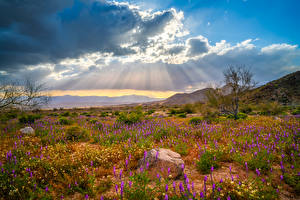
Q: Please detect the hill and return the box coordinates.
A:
[161,70,300,105]
[160,88,213,105]
[245,70,300,104]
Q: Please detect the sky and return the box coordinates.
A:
[0,0,299,98]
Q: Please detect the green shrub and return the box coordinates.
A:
[257,102,285,116]
[100,112,108,117]
[177,113,186,118]
[247,150,274,174]
[240,105,253,114]
[189,117,203,125]
[180,104,194,114]
[117,108,144,125]
[174,142,189,156]
[291,107,300,115]
[196,151,220,174]
[65,126,88,141]
[19,114,41,124]
[227,112,248,120]
[284,173,300,194]
[59,117,73,125]
[89,119,98,124]
[146,109,155,115]
[61,111,70,117]
[124,172,152,200]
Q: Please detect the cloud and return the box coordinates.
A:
[187,36,210,56]
[0,0,299,93]
[0,0,182,72]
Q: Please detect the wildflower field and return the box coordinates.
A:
[0,109,299,200]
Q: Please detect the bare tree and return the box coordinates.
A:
[207,65,256,119]
[0,79,50,111]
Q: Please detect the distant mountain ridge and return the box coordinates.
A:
[47,95,163,108]
[159,70,300,105]
[160,88,213,105]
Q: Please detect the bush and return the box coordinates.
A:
[19,114,41,124]
[177,113,186,118]
[174,142,189,156]
[59,117,73,125]
[100,112,108,117]
[65,126,88,141]
[240,105,253,114]
[180,104,194,114]
[146,109,155,115]
[196,151,220,174]
[227,112,248,120]
[189,117,203,125]
[291,107,300,115]
[61,111,70,117]
[257,102,285,116]
[117,107,144,125]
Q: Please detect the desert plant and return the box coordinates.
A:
[19,114,41,124]
[189,117,203,125]
[59,117,73,125]
[65,126,87,141]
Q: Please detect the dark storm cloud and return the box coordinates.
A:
[187,37,209,56]
[0,0,176,72]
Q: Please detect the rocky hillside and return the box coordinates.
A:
[161,70,300,105]
[245,70,300,104]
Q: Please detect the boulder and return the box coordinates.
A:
[138,148,184,179]
[20,127,35,135]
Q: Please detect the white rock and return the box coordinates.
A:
[20,127,35,135]
[138,148,184,179]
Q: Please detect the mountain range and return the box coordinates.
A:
[47,71,299,108]
[47,95,163,108]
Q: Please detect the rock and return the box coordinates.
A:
[20,127,35,135]
[138,148,184,179]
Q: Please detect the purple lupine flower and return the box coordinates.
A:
[90,161,93,167]
[280,175,284,181]
[143,151,147,163]
[165,184,168,192]
[146,162,149,169]
[115,184,118,193]
[187,183,190,192]
[211,166,214,172]
[155,151,159,160]
[129,181,132,188]
[120,181,124,198]
[85,194,89,199]
[167,167,171,175]
[165,194,168,200]
[256,168,260,176]
[227,196,231,200]
[179,182,184,193]
[172,181,176,192]
[200,192,204,198]
[125,159,128,169]
[220,178,223,183]
[181,163,185,171]
[192,181,194,191]
[119,169,123,179]
[113,166,116,177]
[45,186,48,192]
